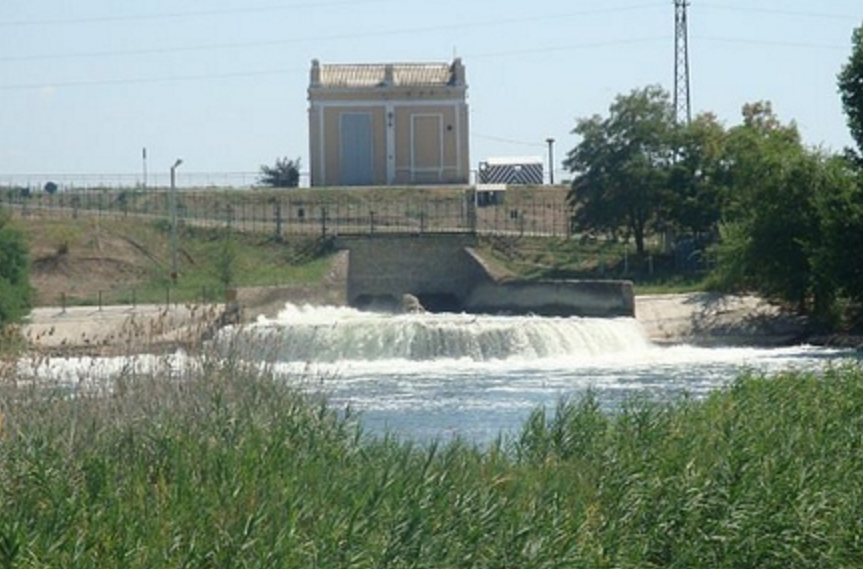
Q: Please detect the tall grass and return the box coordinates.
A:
[2,350,863,567]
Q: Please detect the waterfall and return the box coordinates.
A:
[216,304,653,364]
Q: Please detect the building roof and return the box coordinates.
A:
[311,60,464,89]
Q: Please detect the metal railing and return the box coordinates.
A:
[1,185,574,238]
[0,171,295,191]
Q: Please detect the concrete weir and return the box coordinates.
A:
[333,234,635,318]
[465,279,634,318]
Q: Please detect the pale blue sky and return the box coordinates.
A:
[0,0,860,184]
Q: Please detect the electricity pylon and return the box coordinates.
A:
[674,0,691,125]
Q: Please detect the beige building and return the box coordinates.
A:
[308,59,470,187]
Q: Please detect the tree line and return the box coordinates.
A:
[565,22,863,328]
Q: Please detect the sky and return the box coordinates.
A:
[0,0,860,187]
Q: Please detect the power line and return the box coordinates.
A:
[695,35,847,51]
[0,36,673,91]
[471,37,668,60]
[0,32,844,91]
[0,3,667,63]
[697,3,860,22]
[0,68,304,90]
[0,0,400,27]
[1,36,670,64]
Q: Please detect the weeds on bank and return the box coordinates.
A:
[2,337,863,567]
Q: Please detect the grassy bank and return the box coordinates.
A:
[2,352,862,567]
[16,213,707,311]
[19,215,335,307]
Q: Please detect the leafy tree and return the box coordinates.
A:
[44,181,58,194]
[838,23,863,159]
[666,112,727,236]
[810,157,863,320]
[716,101,803,220]
[259,157,301,188]
[564,85,675,254]
[0,209,34,327]
[710,102,827,313]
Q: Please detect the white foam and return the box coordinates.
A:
[227,304,655,364]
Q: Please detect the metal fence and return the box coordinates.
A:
[0,171,276,191]
[45,285,227,311]
[1,185,573,238]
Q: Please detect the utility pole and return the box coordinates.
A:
[142,147,148,189]
[674,0,692,125]
[169,158,183,282]
[545,138,556,185]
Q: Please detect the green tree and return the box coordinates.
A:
[716,101,804,220]
[0,210,34,327]
[564,85,675,254]
[838,22,863,159]
[666,113,727,236]
[259,157,301,188]
[710,102,827,313]
[810,157,863,320]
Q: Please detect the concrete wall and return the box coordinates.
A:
[335,234,635,318]
[337,234,491,311]
[465,279,635,318]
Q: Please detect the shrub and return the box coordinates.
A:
[0,211,33,327]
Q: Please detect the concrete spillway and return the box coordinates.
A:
[333,234,634,317]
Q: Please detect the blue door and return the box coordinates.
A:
[340,113,374,186]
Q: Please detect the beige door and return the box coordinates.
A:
[411,114,442,183]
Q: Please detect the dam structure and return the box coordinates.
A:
[332,233,635,318]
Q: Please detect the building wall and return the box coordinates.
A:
[308,62,470,187]
[310,100,468,186]
[392,104,466,184]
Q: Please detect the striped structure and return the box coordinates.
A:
[478,157,543,185]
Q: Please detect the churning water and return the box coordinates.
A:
[22,304,859,444]
[216,304,857,443]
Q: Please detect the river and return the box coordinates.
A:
[221,305,857,443]
[21,304,859,444]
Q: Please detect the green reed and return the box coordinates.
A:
[2,353,863,568]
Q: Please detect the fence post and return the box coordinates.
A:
[320,206,328,237]
[466,189,477,234]
[274,201,283,241]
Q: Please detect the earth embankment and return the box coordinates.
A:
[635,292,807,346]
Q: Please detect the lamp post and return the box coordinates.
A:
[142,147,148,189]
[545,137,556,185]
[169,158,183,281]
